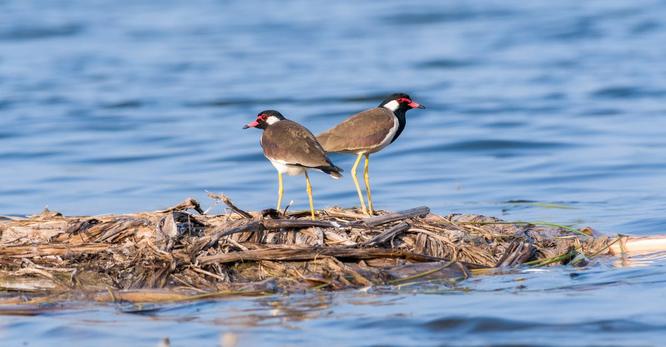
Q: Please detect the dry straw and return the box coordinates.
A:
[0,194,625,304]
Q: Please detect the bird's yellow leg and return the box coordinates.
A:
[304,171,316,220]
[276,171,284,211]
[351,153,368,214]
[363,153,374,215]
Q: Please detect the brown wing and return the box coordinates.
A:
[317,107,395,153]
[261,120,336,169]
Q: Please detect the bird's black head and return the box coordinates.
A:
[243,110,286,130]
[379,93,426,112]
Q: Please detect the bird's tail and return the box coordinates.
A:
[320,165,343,179]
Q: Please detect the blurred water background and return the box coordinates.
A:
[1,0,666,346]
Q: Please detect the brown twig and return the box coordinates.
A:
[207,192,253,218]
[362,222,410,246]
[363,206,430,227]
[157,197,204,215]
[198,246,483,267]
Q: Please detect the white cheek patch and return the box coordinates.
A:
[382,100,400,112]
[266,116,281,125]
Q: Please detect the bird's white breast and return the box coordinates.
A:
[269,158,305,176]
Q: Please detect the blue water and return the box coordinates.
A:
[2,0,666,346]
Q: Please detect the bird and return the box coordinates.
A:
[243,110,343,220]
[317,93,425,215]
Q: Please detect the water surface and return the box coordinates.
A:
[1,0,666,346]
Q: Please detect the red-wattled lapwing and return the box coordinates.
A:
[243,110,343,220]
[317,93,425,215]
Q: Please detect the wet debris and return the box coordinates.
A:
[0,195,621,303]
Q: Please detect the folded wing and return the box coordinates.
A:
[262,120,342,176]
[317,108,395,153]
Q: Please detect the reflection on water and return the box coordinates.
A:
[2,255,666,346]
[2,0,666,345]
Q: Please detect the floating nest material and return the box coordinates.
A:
[0,194,626,304]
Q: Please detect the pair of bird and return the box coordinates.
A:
[243,93,425,220]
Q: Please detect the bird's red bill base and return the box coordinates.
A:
[396,97,425,109]
[408,101,425,109]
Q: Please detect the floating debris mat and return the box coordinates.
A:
[0,195,623,304]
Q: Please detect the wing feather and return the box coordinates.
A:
[317,108,395,152]
[262,120,336,169]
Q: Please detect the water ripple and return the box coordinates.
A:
[392,139,573,158]
[415,58,477,70]
[0,23,84,41]
[423,317,663,333]
[591,86,666,99]
[382,8,514,25]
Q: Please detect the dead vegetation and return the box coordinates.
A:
[0,194,622,304]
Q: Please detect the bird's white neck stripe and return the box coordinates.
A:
[382,100,400,112]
